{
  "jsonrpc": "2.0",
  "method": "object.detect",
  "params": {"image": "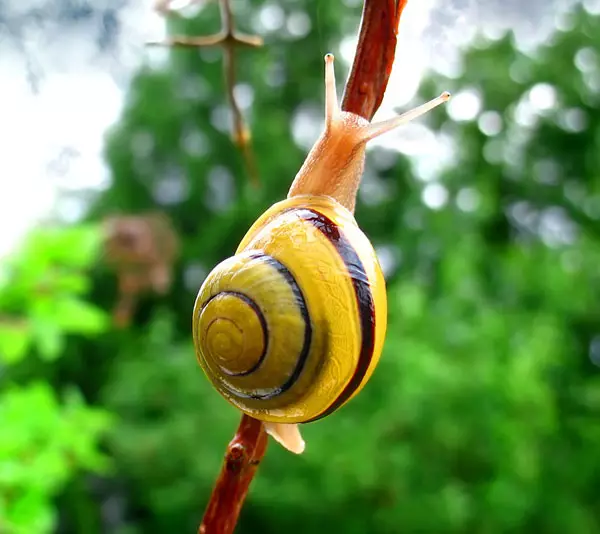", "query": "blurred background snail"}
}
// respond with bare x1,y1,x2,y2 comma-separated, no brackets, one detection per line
192,54,449,454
